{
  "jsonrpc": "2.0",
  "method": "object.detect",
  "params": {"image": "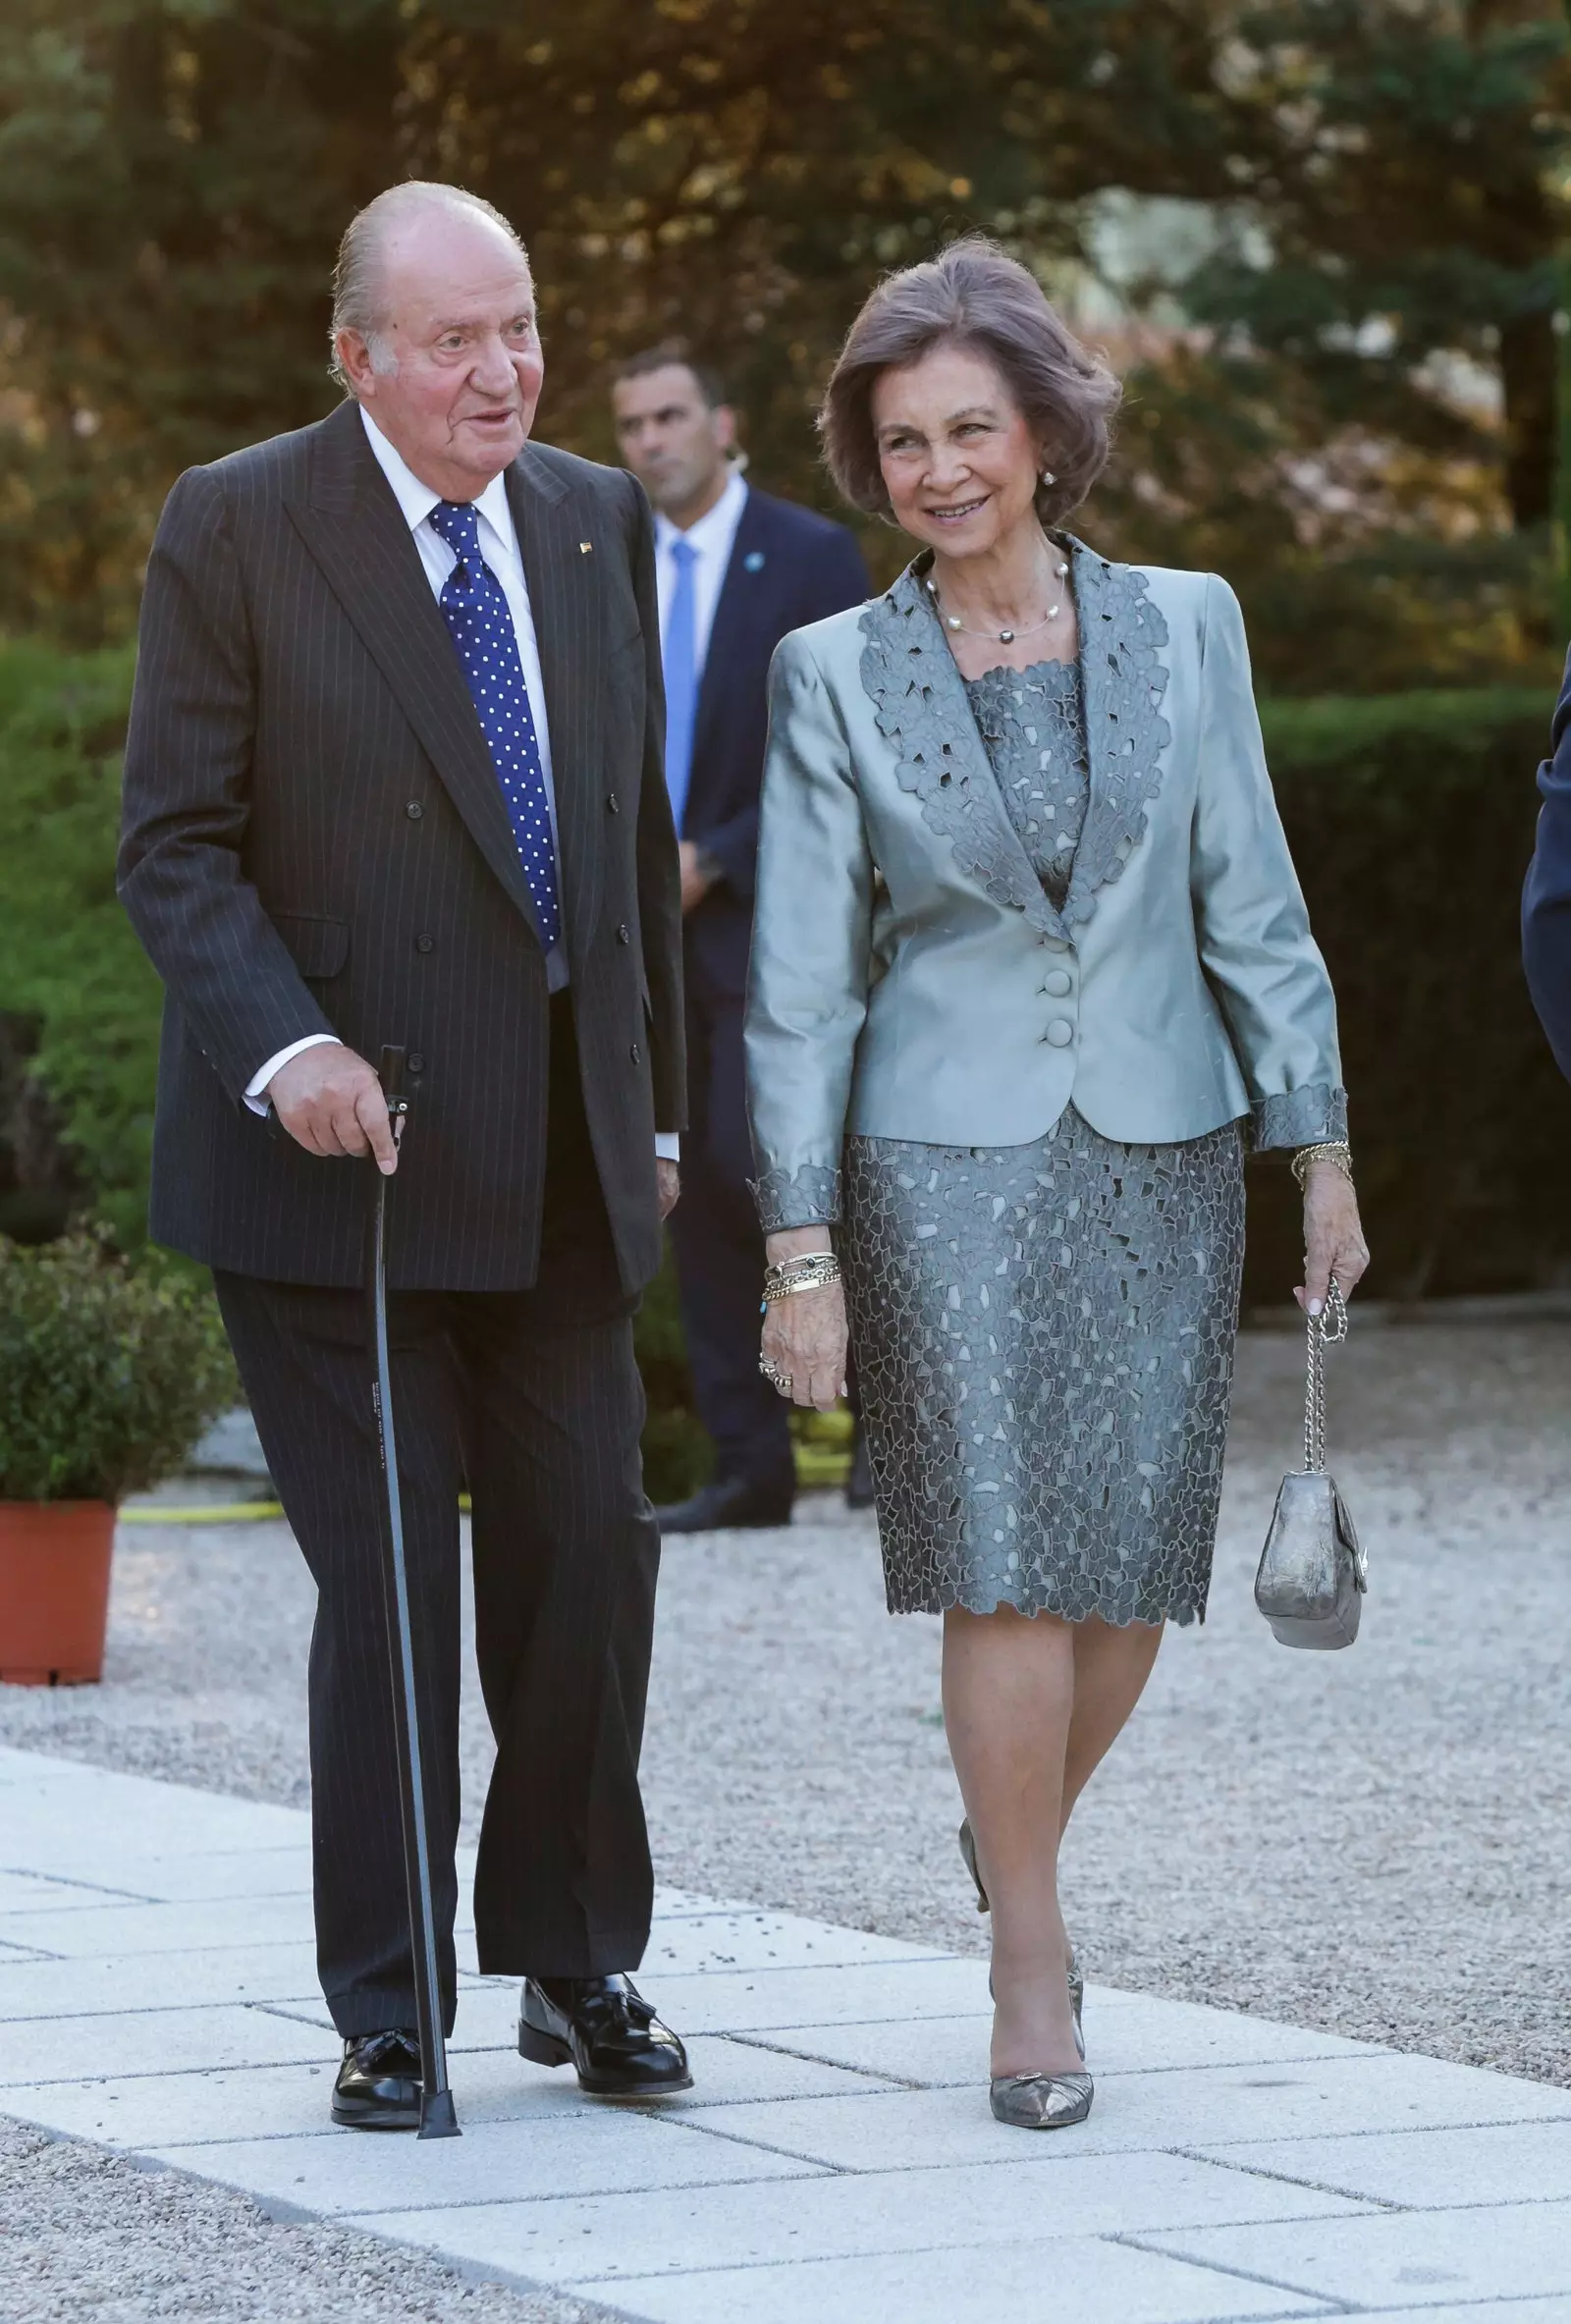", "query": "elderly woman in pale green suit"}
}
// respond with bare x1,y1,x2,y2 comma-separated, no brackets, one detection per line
746,238,1369,2132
